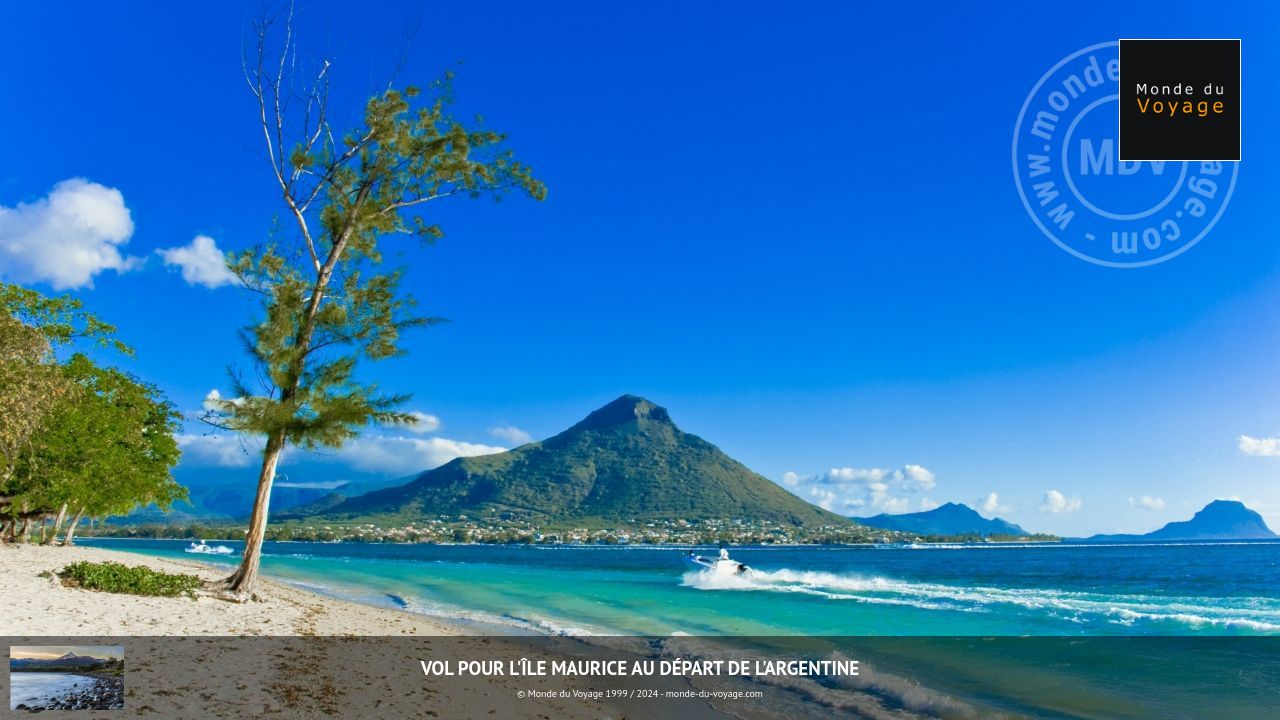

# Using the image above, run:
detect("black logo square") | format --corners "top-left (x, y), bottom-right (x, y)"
top-left (1119, 39), bottom-right (1240, 161)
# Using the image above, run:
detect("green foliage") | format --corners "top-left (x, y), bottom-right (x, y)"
top-left (58, 561), bottom-right (200, 598)
top-left (0, 284), bottom-right (184, 537)
top-left (0, 282), bottom-right (132, 355)
top-left (10, 355), bottom-right (185, 519)
top-left (0, 312), bottom-right (68, 476)
top-left (209, 75), bottom-right (544, 454)
top-left (317, 395), bottom-right (851, 528)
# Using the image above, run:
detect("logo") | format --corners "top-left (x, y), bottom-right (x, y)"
top-left (1119, 39), bottom-right (1240, 161)
top-left (1012, 42), bottom-right (1237, 268)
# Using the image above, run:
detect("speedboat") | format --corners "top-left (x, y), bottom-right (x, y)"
top-left (185, 540), bottom-right (234, 555)
top-left (684, 548), bottom-right (751, 576)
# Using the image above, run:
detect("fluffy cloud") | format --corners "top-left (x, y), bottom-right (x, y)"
top-left (177, 430), bottom-right (504, 476)
top-left (403, 411), bottom-right (443, 434)
top-left (324, 435), bottom-right (506, 475)
top-left (157, 235), bottom-right (235, 288)
top-left (176, 433), bottom-right (263, 468)
top-left (782, 464), bottom-right (938, 515)
top-left (1040, 490), bottom-right (1082, 514)
top-left (488, 425), bottom-right (534, 445)
top-left (1238, 435), bottom-right (1280, 457)
top-left (201, 388), bottom-right (246, 413)
top-left (0, 178), bottom-right (138, 289)
top-left (1128, 495), bottom-right (1167, 510)
top-left (978, 492), bottom-right (1012, 515)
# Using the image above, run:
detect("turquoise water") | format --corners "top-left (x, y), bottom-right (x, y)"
top-left (81, 539), bottom-right (1280, 636)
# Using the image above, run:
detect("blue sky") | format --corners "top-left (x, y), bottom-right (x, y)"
top-left (2, 1), bottom-right (1278, 535)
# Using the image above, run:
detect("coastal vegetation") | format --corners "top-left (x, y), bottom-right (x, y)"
top-left (200, 9), bottom-right (544, 598)
top-left (0, 283), bottom-right (185, 545)
top-left (82, 516), bottom-right (1060, 546)
top-left (57, 560), bottom-right (201, 598)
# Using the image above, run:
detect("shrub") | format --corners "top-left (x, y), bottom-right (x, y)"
top-left (58, 561), bottom-right (201, 598)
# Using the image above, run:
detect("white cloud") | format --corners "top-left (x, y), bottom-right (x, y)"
top-left (1040, 490), bottom-right (1082, 514)
top-left (488, 425), bottom-right (534, 445)
top-left (902, 464), bottom-right (936, 490)
top-left (1128, 495), bottom-right (1167, 510)
top-left (1239, 435), bottom-right (1280, 457)
top-left (404, 411), bottom-right (442, 434)
top-left (177, 427), bottom-right (504, 476)
top-left (201, 388), bottom-right (245, 412)
top-left (177, 433), bottom-right (263, 468)
top-left (324, 435), bottom-right (506, 475)
top-left (157, 235), bottom-right (235, 288)
top-left (202, 389), bottom-right (224, 412)
top-left (782, 464), bottom-right (938, 515)
top-left (0, 178), bottom-right (138, 289)
top-left (978, 492), bottom-right (1012, 515)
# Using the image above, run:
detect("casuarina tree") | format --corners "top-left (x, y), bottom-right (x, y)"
top-left (203, 8), bottom-right (544, 597)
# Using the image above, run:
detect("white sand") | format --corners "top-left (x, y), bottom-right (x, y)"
top-left (0, 543), bottom-right (729, 718)
top-left (0, 543), bottom-right (462, 636)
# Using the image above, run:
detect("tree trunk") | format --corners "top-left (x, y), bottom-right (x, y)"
top-left (19, 518), bottom-right (32, 543)
top-left (43, 503), bottom-right (68, 546)
top-left (224, 430), bottom-right (287, 596)
top-left (63, 508), bottom-right (86, 546)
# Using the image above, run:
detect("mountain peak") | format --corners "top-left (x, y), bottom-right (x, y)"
top-left (316, 393), bottom-right (847, 527)
top-left (857, 502), bottom-right (1028, 537)
top-left (1086, 499), bottom-right (1276, 542)
top-left (570, 394), bottom-right (672, 431)
top-left (58, 652), bottom-right (78, 659)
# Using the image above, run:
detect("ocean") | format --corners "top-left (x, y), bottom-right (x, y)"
top-left (71, 539), bottom-right (1280, 717)
top-left (9, 672), bottom-right (93, 710)
top-left (80, 538), bottom-right (1280, 636)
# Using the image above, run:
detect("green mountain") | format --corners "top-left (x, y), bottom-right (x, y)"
top-left (304, 395), bottom-right (850, 527)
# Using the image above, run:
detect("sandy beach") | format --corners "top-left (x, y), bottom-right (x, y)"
top-left (0, 543), bottom-right (462, 637)
top-left (1, 543), bottom-right (682, 718)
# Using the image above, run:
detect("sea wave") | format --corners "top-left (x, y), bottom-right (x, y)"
top-left (391, 594), bottom-right (605, 637)
top-left (682, 568), bottom-right (1280, 633)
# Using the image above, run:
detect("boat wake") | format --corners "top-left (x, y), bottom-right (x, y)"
top-left (682, 567), bottom-right (1280, 633)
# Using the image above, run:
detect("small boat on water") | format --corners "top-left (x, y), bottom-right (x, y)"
top-left (684, 548), bottom-right (752, 576)
top-left (185, 539), bottom-right (234, 555)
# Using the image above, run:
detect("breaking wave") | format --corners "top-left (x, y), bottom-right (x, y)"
top-left (682, 568), bottom-right (1280, 633)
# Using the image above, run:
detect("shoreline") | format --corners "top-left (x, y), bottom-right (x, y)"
top-left (0, 543), bottom-right (468, 636)
top-left (10, 671), bottom-right (124, 712)
top-left (0, 543), bottom-right (734, 718)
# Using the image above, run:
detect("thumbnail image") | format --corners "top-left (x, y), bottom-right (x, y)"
top-left (9, 646), bottom-right (124, 712)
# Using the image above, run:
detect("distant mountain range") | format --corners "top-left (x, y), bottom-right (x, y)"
top-left (11, 652), bottom-right (114, 671)
top-left (1084, 500), bottom-right (1277, 542)
top-left (856, 502), bottom-right (1029, 537)
top-left (291, 395), bottom-right (851, 528)
top-left (119, 474), bottom-right (411, 523)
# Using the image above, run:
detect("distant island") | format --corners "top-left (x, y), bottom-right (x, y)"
top-left (856, 502), bottom-right (1031, 538)
top-left (1083, 500), bottom-right (1277, 542)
